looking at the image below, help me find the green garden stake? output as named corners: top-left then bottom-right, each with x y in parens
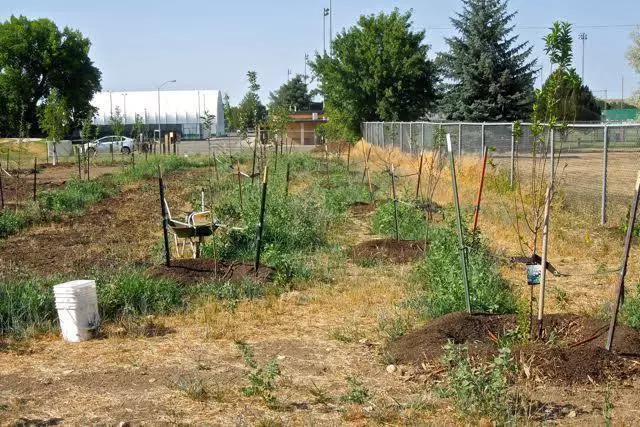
top-left (254, 166), bottom-right (269, 276)
top-left (447, 134), bottom-right (471, 313)
top-left (158, 165), bottom-right (171, 267)
top-left (390, 164), bottom-right (399, 241)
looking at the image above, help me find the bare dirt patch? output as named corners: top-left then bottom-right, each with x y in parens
top-left (148, 258), bottom-right (275, 285)
top-left (351, 238), bottom-right (426, 264)
top-left (348, 201), bottom-right (376, 215)
top-left (391, 311), bottom-right (640, 384)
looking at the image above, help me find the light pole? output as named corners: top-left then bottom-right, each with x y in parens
top-left (122, 93), bottom-right (127, 125)
top-left (323, 8), bottom-right (329, 55)
top-left (304, 53), bottom-right (309, 84)
top-left (579, 32), bottom-right (587, 82)
top-left (157, 80), bottom-right (176, 142)
top-left (329, 0), bottom-right (332, 55)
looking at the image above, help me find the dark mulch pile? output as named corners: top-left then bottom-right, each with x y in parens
top-left (351, 238), bottom-right (426, 264)
top-left (148, 258), bottom-right (275, 285)
top-left (391, 311), bottom-right (640, 384)
top-left (348, 201), bottom-right (376, 215)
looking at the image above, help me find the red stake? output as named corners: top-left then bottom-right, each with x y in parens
top-left (472, 146), bottom-right (489, 233)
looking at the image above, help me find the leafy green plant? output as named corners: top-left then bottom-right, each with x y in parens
top-left (236, 341), bottom-right (281, 407)
top-left (40, 178), bottom-right (113, 214)
top-left (340, 376), bottom-right (371, 404)
top-left (438, 342), bottom-right (516, 423)
top-left (372, 200), bottom-right (427, 240)
top-left (409, 224), bottom-right (516, 318)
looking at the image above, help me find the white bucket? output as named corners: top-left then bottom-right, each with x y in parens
top-left (53, 280), bottom-right (100, 343)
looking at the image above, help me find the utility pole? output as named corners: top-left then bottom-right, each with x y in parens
top-left (329, 0), bottom-right (333, 55)
top-left (323, 8), bottom-right (329, 55)
top-left (287, 69), bottom-right (291, 81)
top-left (579, 32), bottom-right (587, 82)
top-left (304, 53), bottom-right (309, 84)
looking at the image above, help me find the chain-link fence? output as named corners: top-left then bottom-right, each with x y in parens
top-left (362, 121), bottom-right (640, 226)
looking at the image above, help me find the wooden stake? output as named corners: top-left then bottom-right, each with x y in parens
top-left (158, 166), bottom-right (171, 267)
top-left (415, 151), bottom-right (424, 199)
top-left (0, 159), bottom-right (4, 210)
top-left (606, 171), bottom-right (640, 351)
top-left (362, 147), bottom-right (372, 184)
top-left (447, 134), bottom-right (471, 313)
top-left (471, 146), bottom-right (489, 233)
top-left (390, 164), bottom-right (399, 241)
top-left (77, 148), bottom-right (82, 179)
top-left (285, 162), bottom-right (291, 197)
top-left (254, 166), bottom-right (268, 276)
top-left (32, 158), bottom-right (37, 201)
top-left (236, 161), bottom-right (243, 210)
top-left (537, 186), bottom-right (553, 338)
top-left (367, 166), bottom-right (374, 203)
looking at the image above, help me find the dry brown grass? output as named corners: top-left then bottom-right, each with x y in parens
top-left (1, 147), bottom-right (640, 424)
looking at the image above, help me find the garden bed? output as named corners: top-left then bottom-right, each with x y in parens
top-left (351, 238), bottom-right (426, 264)
top-left (391, 311), bottom-right (640, 384)
top-left (148, 258), bottom-right (275, 285)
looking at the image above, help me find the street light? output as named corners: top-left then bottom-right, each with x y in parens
top-left (323, 8), bottom-right (329, 55)
top-left (579, 32), bottom-right (587, 82)
top-left (157, 80), bottom-right (176, 142)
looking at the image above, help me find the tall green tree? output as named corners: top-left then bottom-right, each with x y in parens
top-left (269, 74), bottom-right (312, 111)
top-left (536, 22), bottom-right (600, 122)
top-left (627, 30), bottom-right (640, 106)
top-left (238, 71), bottom-right (267, 135)
top-left (39, 89), bottom-right (70, 165)
top-left (438, 0), bottom-right (537, 121)
top-left (0, 15), bottom-right (102, 136)
top-left (311, 9), bottom-right (436, 141)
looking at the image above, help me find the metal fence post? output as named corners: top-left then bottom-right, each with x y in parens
top-left (458, 123), bottom-right (462, 156)
top-left (381, 123), bottom-right (385, 147)
top-left (510, 122), bottom-right (515, 189)
top-left (481, 122), bottom-right (485, 157)
top-left (399, 123), bottom-right (404, 152)
top-left (421, 122), bottom-right (425, 151)
top-left (602, 125), bottom-right (608, 225)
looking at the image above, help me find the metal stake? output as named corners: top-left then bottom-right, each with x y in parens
top-left (254, 166), bottom-right (269, 275)
top-left (606, 172), bottom-right (640, 351)
top-left (447, 134), bottom-right (471, 313)
top-left (472, 146), bottom-right (489, 232)
top-left (158, 166), bottom-right (171, 267)
top-left (390, 164), bottom-right (399, 241)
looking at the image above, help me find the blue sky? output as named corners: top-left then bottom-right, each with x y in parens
top-left (2, 0), bottom-right (639, 105)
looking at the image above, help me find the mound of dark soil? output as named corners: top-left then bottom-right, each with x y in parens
top-left (148, 258), bottom-right (274, 286)
top-left (391, 312), bottom-right (640, 384)
top-left (351, 239), bottom-right (426, 264)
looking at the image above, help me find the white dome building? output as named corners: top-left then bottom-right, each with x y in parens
top-left (91, 89), bottom-right (225, 139)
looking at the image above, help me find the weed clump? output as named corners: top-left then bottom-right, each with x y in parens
top-left (438, 342), bottom-right (516, 424)
top-left (236, 341), bottom-right (281, 407)
top-left (0, 278), bottom-right (57, 337)
top-left (372, 200), bottom-right (427, 240)
top-left (409, 224), bottom-right (516, 318)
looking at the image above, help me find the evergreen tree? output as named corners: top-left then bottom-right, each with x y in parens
top-left (269, 75), bottom-right (312, 111)
top-left (311, 9), bottom-right (436, 141)
top-left (439, 0), bottom-right (537, 121)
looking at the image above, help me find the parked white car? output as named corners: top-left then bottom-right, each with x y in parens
top-left (85, 136), bottom-right (135, 155)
